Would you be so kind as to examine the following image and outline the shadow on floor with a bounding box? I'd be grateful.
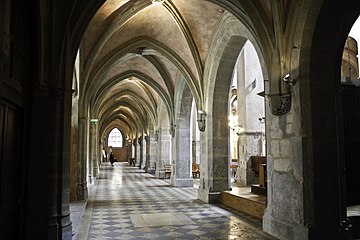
[349,216,360,239]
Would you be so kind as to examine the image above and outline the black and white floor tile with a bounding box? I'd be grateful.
[74,162,276,240]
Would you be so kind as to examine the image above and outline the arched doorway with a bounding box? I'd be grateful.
[341,16,360,239]
[200,11,269,212]
[301,1,360,239]
[228,41,266,188]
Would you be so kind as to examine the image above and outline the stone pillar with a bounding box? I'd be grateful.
[138,136,143,169]
[262,113,309,239]
[149,130,157,173]
[89,120,99,178]
[197,130,212,202]
[171,122,193,187]
[76,116,88,200]
[26,85,73,239]
[60,86,73,240]
[70,95,77,202]
[126,139,132,164]
[198,111,229,204]
[155,128,171,178]
[145,135,150,172]
[136,137,141,167]
[141,135,146,169]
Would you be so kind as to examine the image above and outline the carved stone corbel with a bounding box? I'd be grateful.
[154,130,159,142]
[197,110,207,132]
[169,123,175,137]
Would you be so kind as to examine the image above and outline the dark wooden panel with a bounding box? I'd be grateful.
[341,84,360,204]
[0,102,22,240]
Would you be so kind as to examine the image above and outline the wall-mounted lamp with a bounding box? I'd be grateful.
[90,119,98,125]
[231,125,244,136]
[197,110,207,132]
[283,73,296,86]
[151,0,165,5]
[258,73,296,116]
[258,116,265,123]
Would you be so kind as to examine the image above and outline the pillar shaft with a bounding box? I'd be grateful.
[171,126,193,187]
[155,128,171,178]
[27,85,73,239]
[76,116,88,200]
[89,122,99,178]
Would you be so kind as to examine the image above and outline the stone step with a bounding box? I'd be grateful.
[220,187,267,219]
[251,184,267,196]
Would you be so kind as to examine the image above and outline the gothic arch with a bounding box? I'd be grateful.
[297,0,360,238]
[200,12,268,202]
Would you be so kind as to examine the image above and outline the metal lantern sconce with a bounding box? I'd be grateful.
[266,73,296,116]
[197,110,207,132]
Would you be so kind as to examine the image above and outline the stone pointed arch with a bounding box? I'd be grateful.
[283,1,360,239]
[82,0,154,80]
[200,12,268,203]
[91,71,173,127]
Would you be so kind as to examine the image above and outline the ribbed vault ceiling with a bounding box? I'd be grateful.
[80,0,273,139]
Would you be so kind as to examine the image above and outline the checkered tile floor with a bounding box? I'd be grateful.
[75,162,275,240]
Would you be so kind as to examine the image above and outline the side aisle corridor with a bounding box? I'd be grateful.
[73,162,276,240]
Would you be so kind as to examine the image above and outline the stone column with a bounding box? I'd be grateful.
[136,137,141,167]
[155,128,171,178]
[145,135,150,172]
[89,120,99,178]
[141,135,146,169]
[26,85,73,239]
[60,85,73,240]
[198,111,229,204]
[171,123,193,187]
[126,139,132,164]
[138,136,143,169]
[70,95,78,201]
[149,130,157,174]
[76,116,88,200]
[262,113,309,239]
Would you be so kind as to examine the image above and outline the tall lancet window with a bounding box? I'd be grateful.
[108,128,123,148]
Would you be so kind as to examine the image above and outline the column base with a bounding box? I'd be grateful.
[76,183,88,201]
[173,178,193,187]
[62,224,73,239]
[197,188,221,204]
[263,209,308,240]
[157,171,165,179]
[60,216,73,240]
[93,166,99,178]
[47,214,73,240]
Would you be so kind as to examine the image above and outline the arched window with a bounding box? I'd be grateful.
[108,128,123,148]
